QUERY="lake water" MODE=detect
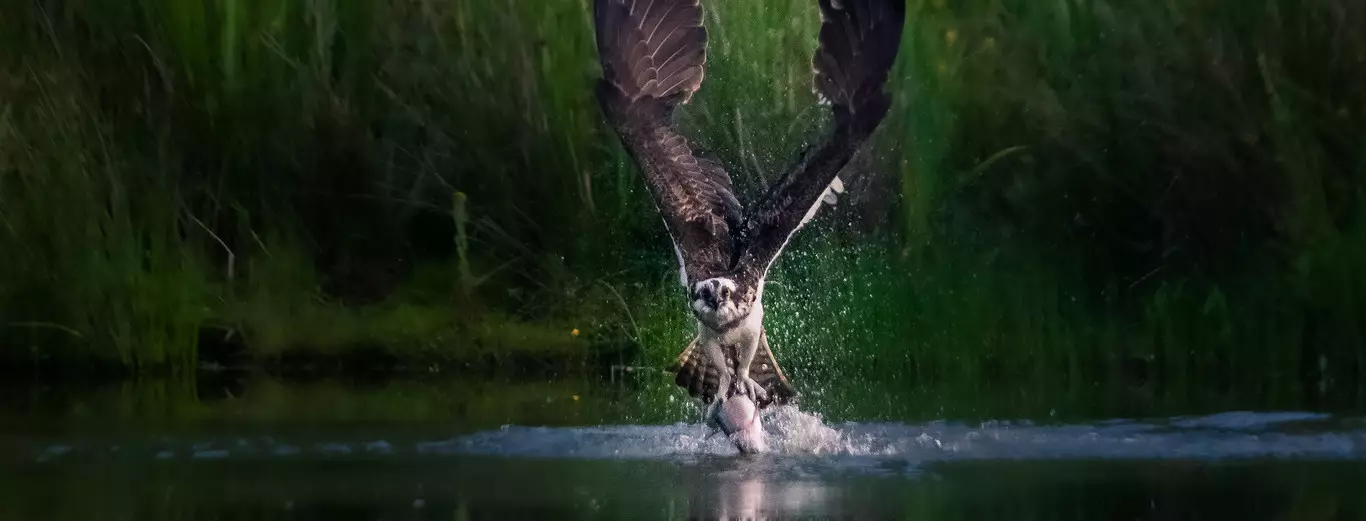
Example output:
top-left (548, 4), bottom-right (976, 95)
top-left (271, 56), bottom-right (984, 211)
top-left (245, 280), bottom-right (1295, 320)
top-left (3, 371), bottom-right (1365, 519)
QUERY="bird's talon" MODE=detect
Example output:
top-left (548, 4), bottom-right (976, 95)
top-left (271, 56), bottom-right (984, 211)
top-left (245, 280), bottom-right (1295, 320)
top-left (737, 375), bottom-right (766, 402)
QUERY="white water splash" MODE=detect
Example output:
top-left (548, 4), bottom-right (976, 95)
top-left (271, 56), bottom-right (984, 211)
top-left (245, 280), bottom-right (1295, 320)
top-left (21, 410), bottom-right (1366, 467)
top-left (760, 405), bottom-right (869, 455)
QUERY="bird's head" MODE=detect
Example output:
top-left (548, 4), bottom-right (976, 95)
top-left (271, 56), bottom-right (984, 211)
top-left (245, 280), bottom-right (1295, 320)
top-left (690, 277), bottom-right (745, 328)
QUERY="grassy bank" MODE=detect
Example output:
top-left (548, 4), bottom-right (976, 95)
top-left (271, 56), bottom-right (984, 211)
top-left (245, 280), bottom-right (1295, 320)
top-left (1, 0), bottom-right (1364, 390)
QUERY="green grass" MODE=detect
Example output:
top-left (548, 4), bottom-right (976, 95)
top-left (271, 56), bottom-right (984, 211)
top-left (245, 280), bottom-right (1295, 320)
top-left (1, 0), bottom-right (1363, 394)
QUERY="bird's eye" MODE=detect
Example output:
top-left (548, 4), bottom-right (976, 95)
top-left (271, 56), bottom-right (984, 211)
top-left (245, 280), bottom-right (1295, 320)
top-left (721, 287), bottom-right (730, 299)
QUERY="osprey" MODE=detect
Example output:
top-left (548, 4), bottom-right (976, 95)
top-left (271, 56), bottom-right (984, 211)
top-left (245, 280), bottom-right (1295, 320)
top-left (592, 0), bottom-right (904, 450)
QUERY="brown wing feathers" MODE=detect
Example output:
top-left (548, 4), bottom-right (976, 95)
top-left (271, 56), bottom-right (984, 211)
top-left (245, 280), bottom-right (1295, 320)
top-left (670, 337), bottom-right (722, 403)
top-left (812, 0), bottom-right (903, 126)
top-left (736, 0), bottom-right (904, 283)
top-left (595, 0), bottom-right (706, 103)
top-left (669, 328), bottom-right (798, 408)
top-left (594, 0), bottom-right (741, 281)
top-left (750, 328), bottom-right (798, 407)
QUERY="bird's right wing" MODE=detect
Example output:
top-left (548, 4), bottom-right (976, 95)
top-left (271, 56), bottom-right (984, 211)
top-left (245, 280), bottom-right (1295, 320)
top-left (593, 0), bottom-right (743, 284)
top-left (735, 0), bottom-right (904, 284)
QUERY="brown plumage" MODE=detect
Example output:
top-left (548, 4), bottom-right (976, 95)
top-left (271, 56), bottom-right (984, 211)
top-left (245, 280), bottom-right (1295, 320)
top-left (671, 327), bottom-right (795, 408)
top-left (735, 0), bottom-right (904, 289)
top-left (594, 0), bottom-right (904, 415)
top-left (594, 0), bottom-right (741, 286)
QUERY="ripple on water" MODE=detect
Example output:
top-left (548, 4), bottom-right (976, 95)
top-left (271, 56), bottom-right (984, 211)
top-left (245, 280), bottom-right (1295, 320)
top-left (440, 408), bottom-right (1366, 462)
top-left (23, 409), bottom-right (1366, 468)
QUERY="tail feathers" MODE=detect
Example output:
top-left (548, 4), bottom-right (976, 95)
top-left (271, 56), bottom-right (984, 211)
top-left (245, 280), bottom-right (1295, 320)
top-left (669, 336), bottom-right (722, 403)
top-left (667, 328), bottom-right (798, 408)
top-left (751, 328), bottom-right (798, 408)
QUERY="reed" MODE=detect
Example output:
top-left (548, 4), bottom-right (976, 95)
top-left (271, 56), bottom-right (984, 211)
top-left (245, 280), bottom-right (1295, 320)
top-left (0, 0), bottom-right (1361, 391)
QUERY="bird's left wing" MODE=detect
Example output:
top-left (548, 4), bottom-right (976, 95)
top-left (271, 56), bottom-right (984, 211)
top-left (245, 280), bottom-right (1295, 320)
top-left (734, 0), bottom-right (905, 284)
top-left (593, 0), bottom-right (743, 284)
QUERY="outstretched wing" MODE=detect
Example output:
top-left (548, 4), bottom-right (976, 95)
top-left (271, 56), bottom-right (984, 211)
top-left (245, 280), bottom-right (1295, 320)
top-left (594, 0), bottom-right (743, 285)
top-left (735, 0), bottom-right (904, 283)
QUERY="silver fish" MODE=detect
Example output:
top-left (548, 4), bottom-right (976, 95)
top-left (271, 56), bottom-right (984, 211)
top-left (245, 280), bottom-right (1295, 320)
top-left (708, 392), bottom-right (767, 454)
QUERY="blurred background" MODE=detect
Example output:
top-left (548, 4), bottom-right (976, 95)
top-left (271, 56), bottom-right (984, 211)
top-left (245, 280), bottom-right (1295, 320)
top-left (5, 0), bottom-right (1364, 402)
top-left (4, 0), bottom-right (1366, 518)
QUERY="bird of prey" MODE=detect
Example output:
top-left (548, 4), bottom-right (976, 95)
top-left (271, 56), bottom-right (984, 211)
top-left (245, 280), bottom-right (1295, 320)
top-left (592, 0), bottom-right (904, 446)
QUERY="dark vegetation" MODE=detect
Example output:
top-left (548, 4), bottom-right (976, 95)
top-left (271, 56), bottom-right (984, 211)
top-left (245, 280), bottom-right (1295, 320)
top-left (1, 0), bottom-right (1364, 397)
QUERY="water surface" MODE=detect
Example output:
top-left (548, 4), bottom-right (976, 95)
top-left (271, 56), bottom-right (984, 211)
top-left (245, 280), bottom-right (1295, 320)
top-left (3, 372), bottom-right (1365, 519)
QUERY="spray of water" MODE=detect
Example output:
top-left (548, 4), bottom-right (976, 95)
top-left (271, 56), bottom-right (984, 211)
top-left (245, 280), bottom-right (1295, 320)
top-left (21, 405), bottom-right (1366, 466)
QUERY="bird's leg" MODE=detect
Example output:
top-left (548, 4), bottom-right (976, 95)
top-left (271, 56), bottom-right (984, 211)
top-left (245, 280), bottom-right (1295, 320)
top-left (704, 363), bottom-right (733, 428)
top-left (733, 332), bottom-right (767, 403)
top-left (703, 400), bottom-right (724, 438)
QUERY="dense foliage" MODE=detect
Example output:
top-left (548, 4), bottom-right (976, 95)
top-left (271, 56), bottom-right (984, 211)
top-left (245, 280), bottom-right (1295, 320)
top-left (1, 0), bottom-right (1363, 391)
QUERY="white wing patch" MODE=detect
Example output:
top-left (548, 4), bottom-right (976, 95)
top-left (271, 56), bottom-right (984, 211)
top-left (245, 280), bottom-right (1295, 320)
top-left (658, 216), bottom-right (689, 287)
top-left (800, 175), bottom-right (844, 228)
top-left (821, 176), bottom-right (844, 205)
top-left (762, 175), bottom-right (846, 278)
top-left (814, 91), bottom-right (832, 106)
top-left (671, 237), bottom-right (688, 287)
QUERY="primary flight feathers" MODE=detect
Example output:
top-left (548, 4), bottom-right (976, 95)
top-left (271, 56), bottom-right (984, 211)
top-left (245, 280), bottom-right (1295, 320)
top-left (593, 0), bottom-right (707, 104)
top-left (594, 0), bottom-right (742, 286)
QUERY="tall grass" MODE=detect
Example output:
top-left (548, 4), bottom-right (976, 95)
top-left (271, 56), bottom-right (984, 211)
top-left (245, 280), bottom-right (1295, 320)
top-left (604, 0), bottom-right (1366, 394)
top-left (0, 14), bottom-right (212, 371)
top-left (1, 0), bottom-right (1363, 393)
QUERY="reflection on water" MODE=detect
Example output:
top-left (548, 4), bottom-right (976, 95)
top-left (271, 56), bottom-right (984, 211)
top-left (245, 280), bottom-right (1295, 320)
top-left (3, 373), bottom-right (1366, 519)
top-left (448, 408), bottom-right (1366, 461)
top-left (3, 450), bottom-right (1364, 519)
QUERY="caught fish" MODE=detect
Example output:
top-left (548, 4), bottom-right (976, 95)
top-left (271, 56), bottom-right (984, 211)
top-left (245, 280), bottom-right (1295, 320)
top-left (708, 392), bottom-right (767, 454)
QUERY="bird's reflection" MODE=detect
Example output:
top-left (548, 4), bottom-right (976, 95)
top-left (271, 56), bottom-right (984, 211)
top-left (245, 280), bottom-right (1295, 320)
top-left (713, 474), bottom-right (766, 519)
top-left (688, 468), bottom-right (833, 520)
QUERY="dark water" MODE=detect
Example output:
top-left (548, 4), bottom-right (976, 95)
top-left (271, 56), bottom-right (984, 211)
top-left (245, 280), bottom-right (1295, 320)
top-left (3, 372), bottom-right (1366, 520)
